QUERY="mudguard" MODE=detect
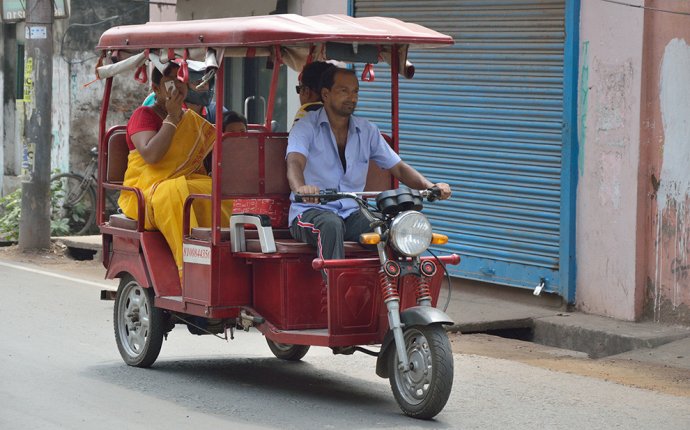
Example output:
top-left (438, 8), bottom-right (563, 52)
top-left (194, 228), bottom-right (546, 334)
top-left (375, 306), bottom-right (454, 378)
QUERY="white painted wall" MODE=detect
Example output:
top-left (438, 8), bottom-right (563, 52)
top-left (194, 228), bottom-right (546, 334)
top-left (653, 37), bottom-right (690, 319)
top-left (0, 68), bottom-right (4, 193)
top-left (299, 0), bottom-right (347, 16)
top-left (150, 1), bottom-right (177, 22)
top-left (52, 54), bottom-right (69, 174)
top-left (175, 0), bottom-right (278, 20)
top-left (576, 0), bottom-right (644, 320)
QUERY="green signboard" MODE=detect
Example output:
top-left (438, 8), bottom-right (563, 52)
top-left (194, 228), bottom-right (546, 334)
top-left (1, 0), bottom-right (69, 22)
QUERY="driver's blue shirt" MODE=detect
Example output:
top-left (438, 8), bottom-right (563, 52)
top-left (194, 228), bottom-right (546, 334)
top-left (286, 107), bottom-right (401, 225)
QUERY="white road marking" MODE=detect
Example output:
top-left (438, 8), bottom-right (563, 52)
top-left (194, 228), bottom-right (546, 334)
top-left (0, 260), bottom-right (116, 289)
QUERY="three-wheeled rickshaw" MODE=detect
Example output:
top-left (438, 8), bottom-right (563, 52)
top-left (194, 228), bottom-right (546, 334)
top-left (95, 14), bottom-right (459, 419)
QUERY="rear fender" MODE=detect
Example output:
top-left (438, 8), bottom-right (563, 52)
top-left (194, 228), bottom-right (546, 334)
top-left (375, 306), bottom-right (453, 378)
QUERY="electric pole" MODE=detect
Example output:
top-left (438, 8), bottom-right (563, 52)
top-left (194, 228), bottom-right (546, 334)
top-left (19, 0), bottom-right (53, 250)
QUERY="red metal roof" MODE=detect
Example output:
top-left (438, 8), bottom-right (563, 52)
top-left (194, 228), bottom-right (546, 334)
top-left (96, 14), bottom-right (453, 51)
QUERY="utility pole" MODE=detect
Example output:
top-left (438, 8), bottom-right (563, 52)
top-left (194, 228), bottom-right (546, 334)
top-left (18, 0), bottom-right (53, 250)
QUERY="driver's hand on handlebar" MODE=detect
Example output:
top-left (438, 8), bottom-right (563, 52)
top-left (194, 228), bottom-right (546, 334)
top-left (434, 182), bottom-right (452, 200)
top-left (295, 185), bottom-right (320, 204)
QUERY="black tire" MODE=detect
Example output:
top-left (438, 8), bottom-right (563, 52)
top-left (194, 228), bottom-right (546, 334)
top-left (266, 338), bottom-right (310, 361)
top-left (388, 324), bottom-right (454, 419)
top-left (50, 173), bottom-right (96, 236)
top-left (114, 275), bottom-right (165, 368)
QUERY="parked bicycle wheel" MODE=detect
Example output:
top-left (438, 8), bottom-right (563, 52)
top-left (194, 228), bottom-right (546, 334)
top-left (50, 173), bottom-right (97, 236)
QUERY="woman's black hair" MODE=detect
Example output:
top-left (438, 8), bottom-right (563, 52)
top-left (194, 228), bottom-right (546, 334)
top-left (151, 63), bottom-right (179, 86)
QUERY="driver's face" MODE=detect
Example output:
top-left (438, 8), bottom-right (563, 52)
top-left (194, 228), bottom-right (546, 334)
top-left (322, 71), bottom-right (358, 117)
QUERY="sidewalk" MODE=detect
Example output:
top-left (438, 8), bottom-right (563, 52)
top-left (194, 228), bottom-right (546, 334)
top-left (52, 235), bottom-right (690, 366)
top-left (446, 278), bottom-right (690, 363)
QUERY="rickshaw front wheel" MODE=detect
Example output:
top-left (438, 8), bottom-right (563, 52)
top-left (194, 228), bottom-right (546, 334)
top-left (114, 274), bottom-right (166, 368)
top-left (388, 324), bottom-right (453, 419)
top-left (266, 339), bottom-right (310, 361)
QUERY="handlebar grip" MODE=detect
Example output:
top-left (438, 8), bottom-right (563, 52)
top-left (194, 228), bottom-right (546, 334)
top-left (427, 186), bottom-right (441, 202)
top-left (294, 194), bottom-right (304, 203)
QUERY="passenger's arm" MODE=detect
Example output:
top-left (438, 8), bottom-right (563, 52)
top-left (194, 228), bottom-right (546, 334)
top-left (287, 152), bottom-right (319, 203)
top-left (388, 161), bottom-right (452, 200)
top-left (131, 127), bottom-right (175, 164)
top-left (132, 89), bottom-right (185, 164)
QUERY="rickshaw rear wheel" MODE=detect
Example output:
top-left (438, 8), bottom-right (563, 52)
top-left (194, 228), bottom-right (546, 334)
top-left (114, 274), bottom-right (166, 368)
top-left (266, 339), bottom-right (310, 361)
top-left (388, 324), bottom-right (453, 419)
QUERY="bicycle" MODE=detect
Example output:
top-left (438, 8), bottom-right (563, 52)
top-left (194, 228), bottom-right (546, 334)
top-left (51, 147), bottom-right (119, 236)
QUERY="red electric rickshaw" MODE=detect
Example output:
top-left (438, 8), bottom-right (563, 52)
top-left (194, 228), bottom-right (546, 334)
top-left (96, 14), bottom-right (459, 419)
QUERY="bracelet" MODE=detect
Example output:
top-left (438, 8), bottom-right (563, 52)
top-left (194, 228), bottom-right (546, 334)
top-left (165, 114), bottom-right (181, 124)
top-left (162, 120), bottom-right (178, 129)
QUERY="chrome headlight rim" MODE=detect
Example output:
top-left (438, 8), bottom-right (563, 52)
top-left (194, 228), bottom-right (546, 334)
top-left (389, 211), bottom-right (432, 257)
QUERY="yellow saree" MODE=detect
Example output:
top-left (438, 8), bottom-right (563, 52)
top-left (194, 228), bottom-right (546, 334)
top-left (118, 109), bottom-right (232, 275)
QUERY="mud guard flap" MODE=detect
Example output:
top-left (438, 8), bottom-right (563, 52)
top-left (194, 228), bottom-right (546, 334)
top-left (375, 306), bottom-right (454, 378)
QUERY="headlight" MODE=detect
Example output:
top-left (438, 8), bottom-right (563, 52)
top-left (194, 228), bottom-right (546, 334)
top-left (389, 211), bottom-right (432, 257)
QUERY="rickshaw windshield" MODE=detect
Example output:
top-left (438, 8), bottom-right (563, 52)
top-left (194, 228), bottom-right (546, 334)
top-left (94, 13), bottom-right (453, 243)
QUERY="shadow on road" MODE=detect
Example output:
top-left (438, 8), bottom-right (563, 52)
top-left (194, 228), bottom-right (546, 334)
top-left (85, 356), bottom-right (454, 429)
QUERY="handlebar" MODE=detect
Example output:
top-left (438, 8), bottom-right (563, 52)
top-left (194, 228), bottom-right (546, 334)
top-left (293, 187), bottom-right (442, 204)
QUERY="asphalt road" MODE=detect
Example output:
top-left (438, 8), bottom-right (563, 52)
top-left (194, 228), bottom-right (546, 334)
top-left (1, 259), bottom-right (689, 430)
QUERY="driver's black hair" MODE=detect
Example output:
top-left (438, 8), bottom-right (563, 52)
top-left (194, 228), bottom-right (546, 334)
top-left (319, 67), bottom-right (356, 91)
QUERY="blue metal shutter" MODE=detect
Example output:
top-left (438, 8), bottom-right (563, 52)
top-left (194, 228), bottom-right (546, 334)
top-left (354, 0), bottom-right (571, 295)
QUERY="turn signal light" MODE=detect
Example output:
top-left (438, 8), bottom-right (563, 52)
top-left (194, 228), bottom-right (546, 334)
top-left (431, 233), bottom-right (448, 245)
top-left (359, 233), bottom-right (381, 245)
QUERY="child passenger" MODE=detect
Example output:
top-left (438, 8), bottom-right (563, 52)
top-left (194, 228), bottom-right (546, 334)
top-left (223, 111), bottom-right (248, 133)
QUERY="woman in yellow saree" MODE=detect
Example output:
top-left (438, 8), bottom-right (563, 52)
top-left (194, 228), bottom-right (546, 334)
top-left (118, 63), bottom-right (232, 278)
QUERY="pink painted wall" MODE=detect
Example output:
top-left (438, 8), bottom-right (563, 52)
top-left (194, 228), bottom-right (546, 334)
top-left (640, 1), bottom-right (690, 324)
top-left (576, 0), bottom-right (645, 320)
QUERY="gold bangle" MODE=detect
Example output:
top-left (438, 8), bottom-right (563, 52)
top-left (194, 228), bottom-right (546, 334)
top-left (162, 120), bottom-right (178, 129)
top-left (165, 113), bottom-right (181, 124)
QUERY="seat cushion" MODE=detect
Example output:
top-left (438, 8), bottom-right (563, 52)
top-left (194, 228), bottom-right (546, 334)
top-left (189, 227), bottom-right (292, 242)
top-left (246, 238), bottom-right (372, 255)
top-left (108, 213), bottom-right (138, 230)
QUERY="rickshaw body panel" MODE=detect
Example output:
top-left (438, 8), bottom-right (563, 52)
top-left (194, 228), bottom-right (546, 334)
top-left (101, 232), bottom-right (150, 289)
top-left (252, 256), bottom-right (327, 330)
top-left (182, 240), bottom-right (252, 312)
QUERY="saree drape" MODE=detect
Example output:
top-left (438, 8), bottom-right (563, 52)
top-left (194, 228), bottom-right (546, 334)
top-left (119, 109), bottom-right (232, 276)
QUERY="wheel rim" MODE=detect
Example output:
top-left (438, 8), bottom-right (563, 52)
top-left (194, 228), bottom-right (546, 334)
top-left (118, 282), bottom-right (151, 358)
top-left (394, 328), bottom-right (433, 405)
top-left (271, 341), bottom-right (295, 352)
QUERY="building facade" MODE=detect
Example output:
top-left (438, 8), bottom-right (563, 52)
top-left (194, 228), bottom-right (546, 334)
top-left (1, 0), bottom-right (688, 324)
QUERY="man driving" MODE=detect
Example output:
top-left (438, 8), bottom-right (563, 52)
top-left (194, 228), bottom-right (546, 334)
top-left (286, 66), bottom-right (451, 261)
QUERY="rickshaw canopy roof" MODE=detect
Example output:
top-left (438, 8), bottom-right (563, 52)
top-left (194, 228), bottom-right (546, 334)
top-left (97, 14), bottom-right (453, 51)
top-left (95, 14), bottom-right (453, 81)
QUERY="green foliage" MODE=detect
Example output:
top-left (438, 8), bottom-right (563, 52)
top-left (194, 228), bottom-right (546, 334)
top-left (0, 188), bottom-right (22, 241)
top-left (0, 179), bottom-right (76, 241)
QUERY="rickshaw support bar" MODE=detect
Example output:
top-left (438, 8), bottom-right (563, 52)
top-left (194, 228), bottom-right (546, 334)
top-left (311, 254), bottom-right (460, 270)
